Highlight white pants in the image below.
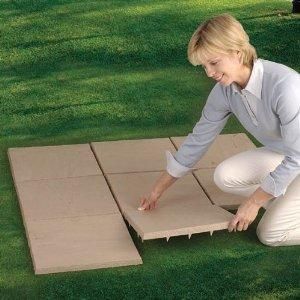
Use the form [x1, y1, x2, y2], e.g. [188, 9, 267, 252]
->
[213, 147, 300, 247]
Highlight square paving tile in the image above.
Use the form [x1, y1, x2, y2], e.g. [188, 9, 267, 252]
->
[26, 214, 142, 274]
[91, 138, 177, 174]
[193, 169, 247, 210]
[8, 144, 102, 182]
[170, 133, 256, 169]
[16, 175, 120, 221]
[107, 172, 233, 240]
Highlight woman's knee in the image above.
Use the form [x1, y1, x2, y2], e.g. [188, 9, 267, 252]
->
[256, 221, 287, 247]
[213, 162, 234, 192]
[213, 163, 227, 189]
[256, 224, 275, 246]
[213, 160, 262, 198]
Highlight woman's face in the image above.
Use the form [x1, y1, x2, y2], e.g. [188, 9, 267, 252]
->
[200, 51, 243, 86]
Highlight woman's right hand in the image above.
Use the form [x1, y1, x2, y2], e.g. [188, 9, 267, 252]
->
[138, 192, 160, 211]
[137, 171, 178, 211]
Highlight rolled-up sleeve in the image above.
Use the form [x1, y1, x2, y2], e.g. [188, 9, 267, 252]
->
[260, 74, 300, 197]
[166, 83, 232, 178]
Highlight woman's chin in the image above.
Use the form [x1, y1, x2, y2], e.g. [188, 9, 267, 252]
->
[219, 77, 232, 86]
[219, 80, 230, 86]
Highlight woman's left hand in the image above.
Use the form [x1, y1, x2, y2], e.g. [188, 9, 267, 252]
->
[228, 198, 261, 232]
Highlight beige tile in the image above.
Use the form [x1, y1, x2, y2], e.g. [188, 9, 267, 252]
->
[8, 144, 102, 182]
[170, 133, 256, 169]
[16, 175, 120, 221]
[107, 172, 233, 240]
[91, 138, 176, 174]
[194, 169, 247, 210]
[25, 214, 142, 274]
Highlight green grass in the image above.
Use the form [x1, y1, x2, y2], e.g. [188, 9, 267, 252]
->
[1, 0, 300, 298]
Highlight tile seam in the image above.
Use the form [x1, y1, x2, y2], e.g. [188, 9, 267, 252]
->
[25, 212, 121, 223]
[106, 170, 166, 175]
[89, 143, 124, 216]
[14, 173, 103, 184]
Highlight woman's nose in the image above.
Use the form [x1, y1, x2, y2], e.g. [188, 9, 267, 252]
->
[205, 67, 215, 78]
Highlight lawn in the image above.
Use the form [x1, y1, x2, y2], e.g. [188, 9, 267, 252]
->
[0, 0, 299, 298]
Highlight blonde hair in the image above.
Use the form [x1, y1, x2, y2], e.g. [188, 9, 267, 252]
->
[188, 13, 257, 68]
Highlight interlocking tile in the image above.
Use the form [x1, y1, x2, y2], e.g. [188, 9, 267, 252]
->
[26, 214, 142, 274]
[107, 172, 233, 240]
[8, 144, 102, 182]
[193, 169, 247, 210]
[170, 133, 256, 169]
[91, 138, 176, 174]
[16, 175, 120, 221]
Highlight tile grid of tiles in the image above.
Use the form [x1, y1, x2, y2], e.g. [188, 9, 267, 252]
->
[8, 144, 142, 275]
[8, 133, 256, 274]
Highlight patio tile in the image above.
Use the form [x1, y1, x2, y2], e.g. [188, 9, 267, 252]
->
[16, 175, 120, 221]
[91, 138, 176, 174]
[193, 169, 247, 210]
[107, 172, 233, 240]
[8, 144, 102, 182]
[26, 214, 142, 274]
[170, 133, 256, 169]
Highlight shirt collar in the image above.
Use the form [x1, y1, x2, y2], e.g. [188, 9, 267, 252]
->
[232, 58, 263, 99]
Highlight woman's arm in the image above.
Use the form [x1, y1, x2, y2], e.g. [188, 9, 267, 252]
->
[229, 72, 300, 232]
[168, 83, 232, 175]
[260, 73, 300, 197]
[139, 83, 232, 210]
[139, 171, 178, 210]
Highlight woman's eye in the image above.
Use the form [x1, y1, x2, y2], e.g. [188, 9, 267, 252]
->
[211, 61, 218, 65]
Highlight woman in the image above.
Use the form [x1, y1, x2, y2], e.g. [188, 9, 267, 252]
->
[139, 13, 300, 246]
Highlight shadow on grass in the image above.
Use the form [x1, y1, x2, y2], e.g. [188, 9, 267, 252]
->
[0, 62, 215, 140]
[0, 2, 297, 149]
[3, 0, 297, 79]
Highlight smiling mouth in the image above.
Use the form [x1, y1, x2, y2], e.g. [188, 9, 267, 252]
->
[214, 74, 224, 81]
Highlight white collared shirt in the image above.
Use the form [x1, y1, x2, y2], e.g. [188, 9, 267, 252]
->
[166, 58, 300, 198]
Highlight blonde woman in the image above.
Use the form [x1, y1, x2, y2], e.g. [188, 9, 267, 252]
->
[139, 13, 300, 247]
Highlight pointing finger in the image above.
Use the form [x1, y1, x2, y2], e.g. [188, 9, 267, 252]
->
[138, 196, 147, 211]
